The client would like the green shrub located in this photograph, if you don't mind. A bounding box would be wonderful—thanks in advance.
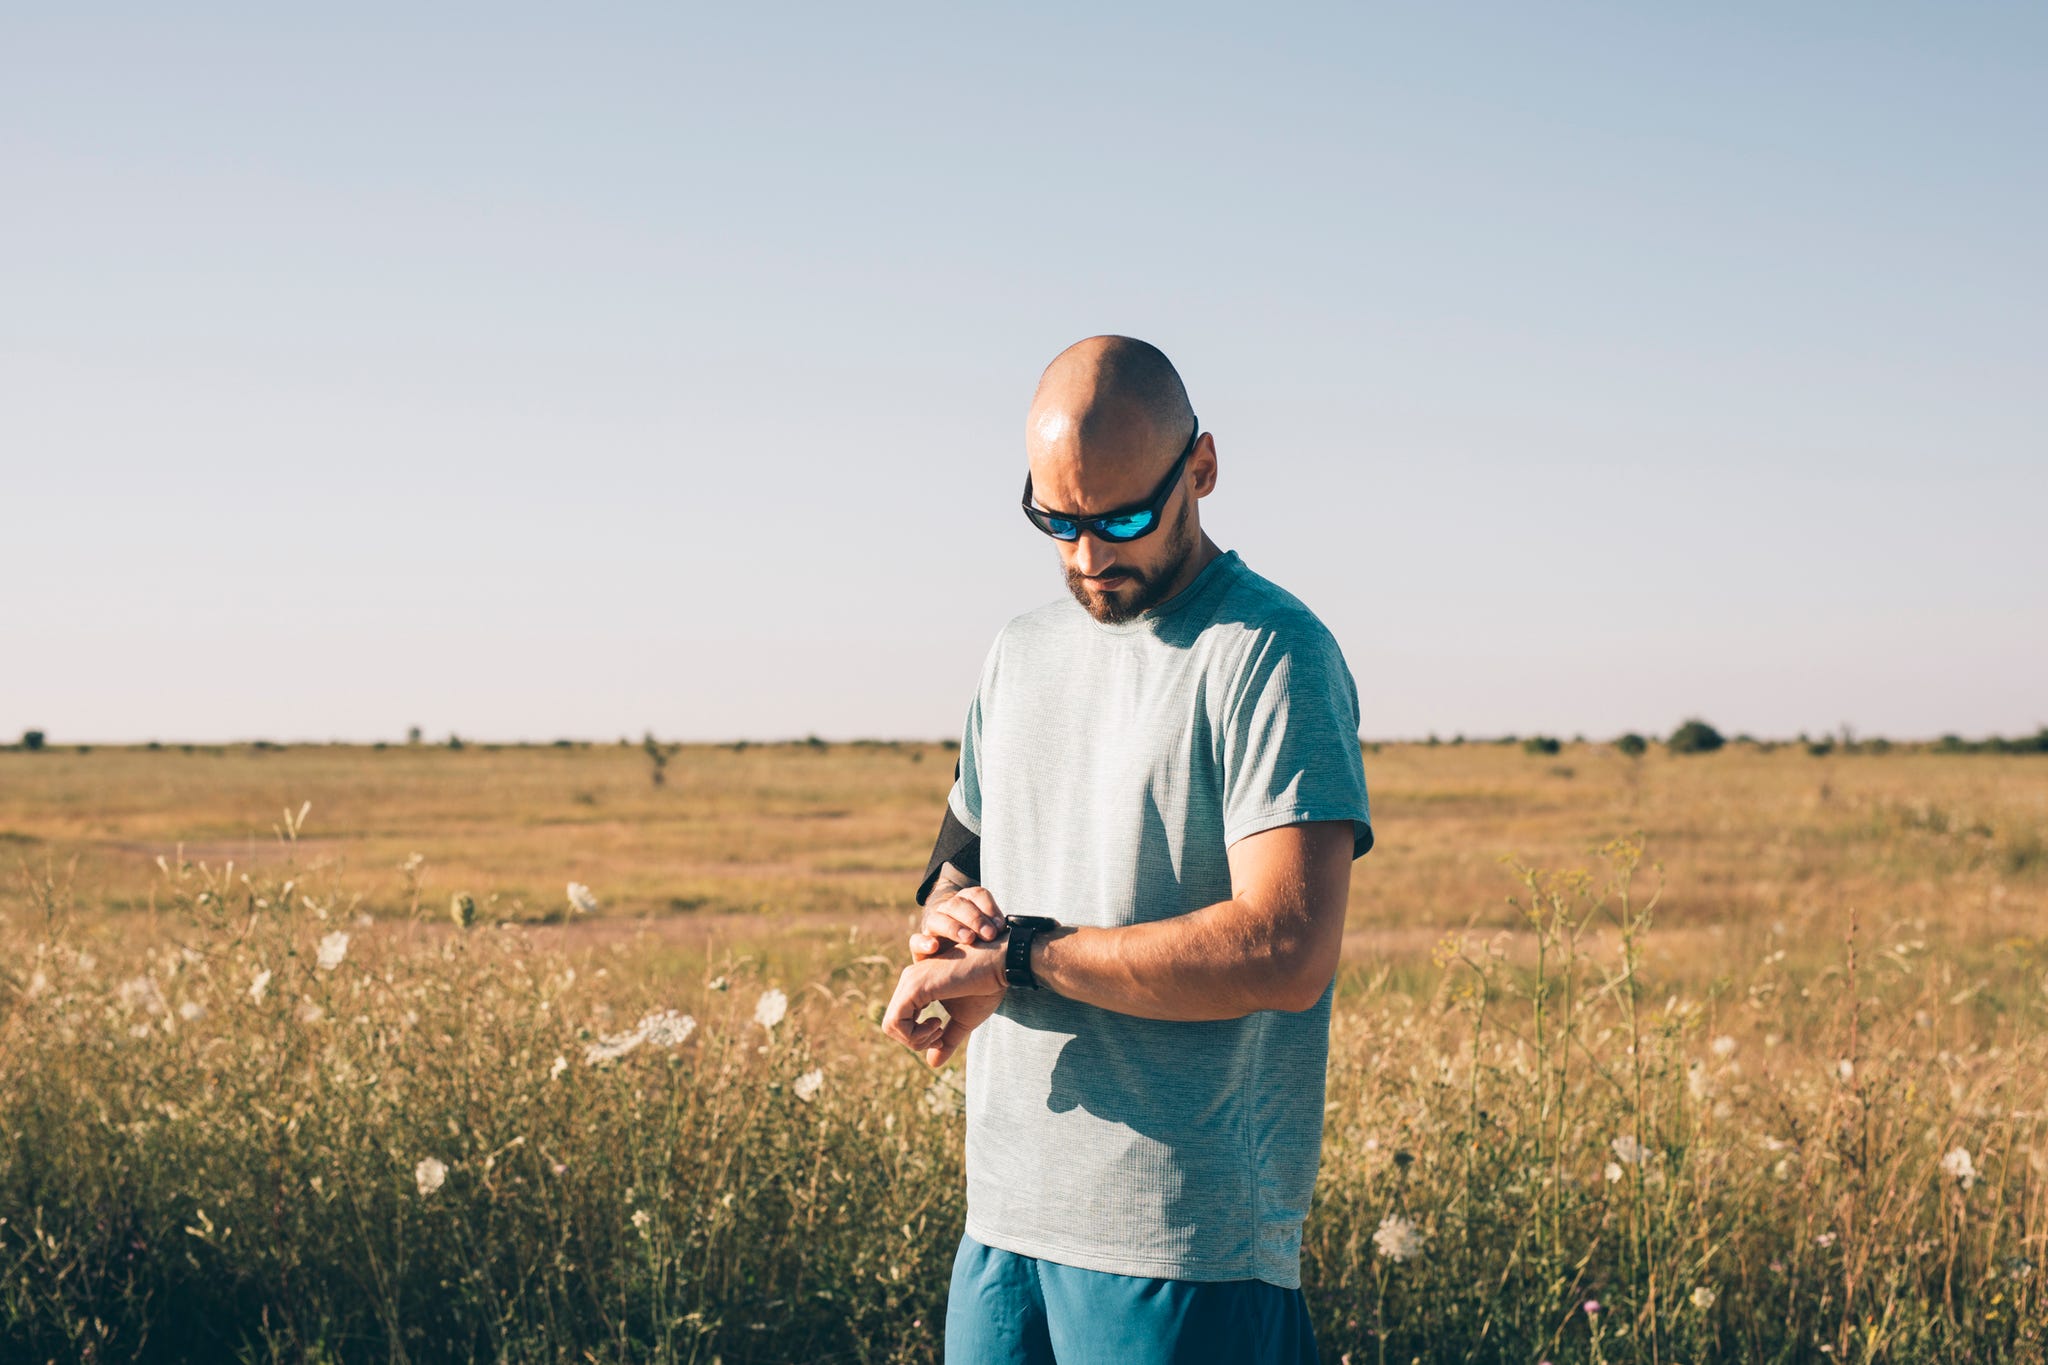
[20,730,44,752]
[1521,736,1560,756]
[1615,733,1648,758]
[1666,718,1725,754]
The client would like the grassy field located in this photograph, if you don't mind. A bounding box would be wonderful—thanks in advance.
[2,739,2044,1362]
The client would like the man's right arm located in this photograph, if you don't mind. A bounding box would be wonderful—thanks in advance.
[912,758,1005,953]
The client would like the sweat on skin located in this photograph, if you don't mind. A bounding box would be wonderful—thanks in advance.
[883,336,1374,1288]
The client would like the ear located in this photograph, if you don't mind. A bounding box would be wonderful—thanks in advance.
[1191,432,1218,498]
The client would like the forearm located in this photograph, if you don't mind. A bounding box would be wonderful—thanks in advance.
[1026,896,1315,1022]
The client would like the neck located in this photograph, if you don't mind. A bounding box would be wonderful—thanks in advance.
[1155,532,1223,606]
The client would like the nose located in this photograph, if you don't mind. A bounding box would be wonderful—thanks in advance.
[1070,529,1118,578]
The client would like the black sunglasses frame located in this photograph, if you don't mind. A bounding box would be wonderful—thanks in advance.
[1020,416,1200,543]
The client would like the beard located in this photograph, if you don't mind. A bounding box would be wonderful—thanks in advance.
[1063,497,1198,625]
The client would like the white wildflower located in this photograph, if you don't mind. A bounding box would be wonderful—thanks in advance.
[1372,1213,1426,1263]
[754,987,788,1031]
[1941,1147,1977,1191]
[1815,1231,1837,1248]
[583,1027,647,1066]
[707,975,729,992]
[178,1000,206,1022]
[316,931,350,971]
[249,969,272,1003]
[566,882,599,915]
[297,999,326,1023]
[549,1055,568,1081]
[638,1010,697,1048]
[415,1156,447,1196]
[117,975,168,1016]
[1711,1034,1738,1058]
[25,969,48,999]
[1610,1135,1647,1166]
[631,1208,651,1232]
[1836,1058,1854,1081]
[1691,1285,1716,1310]
[1605,1162,1624,1183]
[794,1068,825,1102]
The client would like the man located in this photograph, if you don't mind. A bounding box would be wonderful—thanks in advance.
[883,336,1373,1364]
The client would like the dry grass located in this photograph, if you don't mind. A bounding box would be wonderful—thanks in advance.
[1,739,2044,1362]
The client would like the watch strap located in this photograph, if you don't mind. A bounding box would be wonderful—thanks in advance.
[1003,916,1058,989]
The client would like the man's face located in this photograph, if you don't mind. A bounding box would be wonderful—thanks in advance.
[1025,411,1206,625]
[1058,486,1199,624]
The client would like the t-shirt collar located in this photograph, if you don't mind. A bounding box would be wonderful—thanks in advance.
[1083,548,1242,635]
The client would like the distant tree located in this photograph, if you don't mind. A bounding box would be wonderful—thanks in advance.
[447,733,465,751]
[1806,738,1835,757]
[1667,719,1726,755]
[407,725,422,745]
[21,729,45,752]
[1616,733,1648,758]
[1522,736,1561,756]
[643,731,680,787]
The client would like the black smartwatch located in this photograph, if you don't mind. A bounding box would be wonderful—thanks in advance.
[1002,916,1060,990]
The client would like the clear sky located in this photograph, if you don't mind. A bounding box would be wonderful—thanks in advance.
[4,3,2043,745]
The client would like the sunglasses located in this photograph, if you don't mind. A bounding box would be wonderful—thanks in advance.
[1020,416,1200,543]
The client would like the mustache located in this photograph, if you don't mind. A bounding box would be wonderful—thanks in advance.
[1070,567,1141,586]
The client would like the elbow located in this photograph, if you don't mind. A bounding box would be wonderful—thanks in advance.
[1273,969,1332,1014]
[1266,948,1336,1014]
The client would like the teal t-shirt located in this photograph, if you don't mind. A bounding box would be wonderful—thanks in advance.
[947,547,1372,1289]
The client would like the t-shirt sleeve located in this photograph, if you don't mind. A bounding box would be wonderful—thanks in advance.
[1219,616,1374,858]
[946,636,996,837]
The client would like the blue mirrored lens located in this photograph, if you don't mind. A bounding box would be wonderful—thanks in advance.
[1095,512,1154,540]
[1045,515,1080,540]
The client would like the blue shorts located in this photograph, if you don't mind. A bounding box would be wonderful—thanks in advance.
[943,1231,1319,1364]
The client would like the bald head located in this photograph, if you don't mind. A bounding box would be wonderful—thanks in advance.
[1021,335,1221,623]
[1027,335,1196,476]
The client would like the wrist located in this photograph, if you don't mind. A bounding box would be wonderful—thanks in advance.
[1029,924,1075,995]
[1000,916,1060,990]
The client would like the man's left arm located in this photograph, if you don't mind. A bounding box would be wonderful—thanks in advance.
[1027,817,1357,1018]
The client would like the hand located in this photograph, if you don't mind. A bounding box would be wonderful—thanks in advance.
[883,935,1008,1068]
[912,885,1007,962]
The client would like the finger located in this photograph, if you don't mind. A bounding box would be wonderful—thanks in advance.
[953,886,1007,932]
[909,932,941,959]
[927,894,1005,944]
[882,970,936,1049]
[924,904,987,945]
[925,1010,978,1068]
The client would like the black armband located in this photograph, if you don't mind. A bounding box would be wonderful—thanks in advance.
[915,758,982,905]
